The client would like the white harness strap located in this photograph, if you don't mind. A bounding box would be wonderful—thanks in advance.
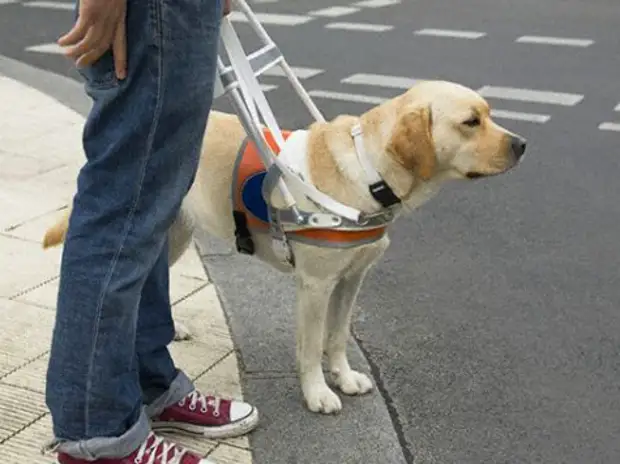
[351,124,383,185]
[221,19,364,223]
[350,124,402,209]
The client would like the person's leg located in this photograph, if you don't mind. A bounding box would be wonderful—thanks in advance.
[136,240,178,406]
[45,0,229,459]
[136,240,259,440]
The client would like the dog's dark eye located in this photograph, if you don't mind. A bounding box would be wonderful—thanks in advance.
[463,116,481,127]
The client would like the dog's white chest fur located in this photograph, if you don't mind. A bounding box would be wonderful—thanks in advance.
[277,129,310,180]
[267,130,319,210]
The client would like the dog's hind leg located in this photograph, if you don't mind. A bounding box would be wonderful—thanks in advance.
[295,273,343,414]
[324,269,374,396]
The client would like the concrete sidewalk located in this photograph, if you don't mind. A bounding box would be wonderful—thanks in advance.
[0,75,252,463]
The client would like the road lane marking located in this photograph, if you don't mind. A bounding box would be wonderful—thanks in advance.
[262,66,324,79]
[325,22,393,32]
[614,103,620,111]
[414,28,486,39]
[259,84,278,92]
[341,73,419,89]
[477,86,583,106]
[308,90,387,105]
[309,6,360,17]
[24,1,73,10]
[229,11,313,25]
[490,109,550,123]
[515,35,594,47]
[598,122,620,132]
[352,0,400,7]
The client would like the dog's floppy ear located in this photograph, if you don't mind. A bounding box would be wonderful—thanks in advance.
[386,106,436,181]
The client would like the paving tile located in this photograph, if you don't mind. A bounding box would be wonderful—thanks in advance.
[0,77,82,153]
[0,299,55,378]
[173,284,230,338]
[170,274,208,307]
[0,235,61,298]
[14,278,59,310]
[0,180,70,232]
[0,150,65,181]
[207,443,253,464]
[0,413,56,463]
[13,124,85,166]
[171,245,210,282]
[4,208,68,244]
[1,354,49,394]
[168,336,233,382]
[194,352,244,400]
[0,384,48,442]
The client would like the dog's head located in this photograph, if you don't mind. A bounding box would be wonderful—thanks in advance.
[386,80,527,182]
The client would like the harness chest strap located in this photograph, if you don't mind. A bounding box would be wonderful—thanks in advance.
[350,123,402,209]
[231,128,397,254]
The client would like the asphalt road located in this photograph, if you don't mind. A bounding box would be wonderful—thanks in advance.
[2,0,620,463]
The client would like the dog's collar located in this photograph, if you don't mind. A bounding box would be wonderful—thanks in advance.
[351,124,401,209]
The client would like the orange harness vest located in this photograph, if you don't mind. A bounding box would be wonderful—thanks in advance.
[231,129,388,254]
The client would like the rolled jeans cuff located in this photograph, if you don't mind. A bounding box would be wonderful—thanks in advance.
[43,409,151,460]
[145,369,195,418]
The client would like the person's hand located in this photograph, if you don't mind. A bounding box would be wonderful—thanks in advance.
[223,0,232,16]
[57,0,127,80]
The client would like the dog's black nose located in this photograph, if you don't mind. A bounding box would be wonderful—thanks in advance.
[511,135,527,160]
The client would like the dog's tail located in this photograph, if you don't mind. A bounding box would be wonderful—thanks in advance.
[42,208,71,249]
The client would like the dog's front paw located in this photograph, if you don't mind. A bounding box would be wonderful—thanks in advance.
[333,369,374,396]
[173,321,192,341]
[304,383,342,414]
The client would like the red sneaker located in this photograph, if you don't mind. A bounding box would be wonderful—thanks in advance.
[151,390,259,439]
[57,432,214,464]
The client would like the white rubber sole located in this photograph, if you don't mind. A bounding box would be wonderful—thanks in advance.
[151,407,260,440]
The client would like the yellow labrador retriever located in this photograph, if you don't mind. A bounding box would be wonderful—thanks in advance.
[42,80,526,415]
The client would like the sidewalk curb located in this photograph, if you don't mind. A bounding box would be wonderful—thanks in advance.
[0,54,409,464]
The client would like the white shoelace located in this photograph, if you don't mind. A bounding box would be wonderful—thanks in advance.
[179,391,222,417]
[134,433,189,464]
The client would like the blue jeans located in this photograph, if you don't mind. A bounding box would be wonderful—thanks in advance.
[44,0,223,459]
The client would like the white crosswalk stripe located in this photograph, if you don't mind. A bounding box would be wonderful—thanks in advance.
[352,0,401,7]
[308,6,360,17]
[515,35,594,47]
[598,122,620,132]
[490,109,550,123]
[325,22,393,32]
[308,90,386,105]
[477,86,584,106]
[414,28,486,39]
[24,1,72,10]
[262,66,324,79]
[341,73,418,89]
[25,43,64,54]
[228,11,312,26]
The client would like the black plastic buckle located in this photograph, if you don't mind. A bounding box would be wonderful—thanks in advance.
[369,181,401,208]
[233,210,255,255]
